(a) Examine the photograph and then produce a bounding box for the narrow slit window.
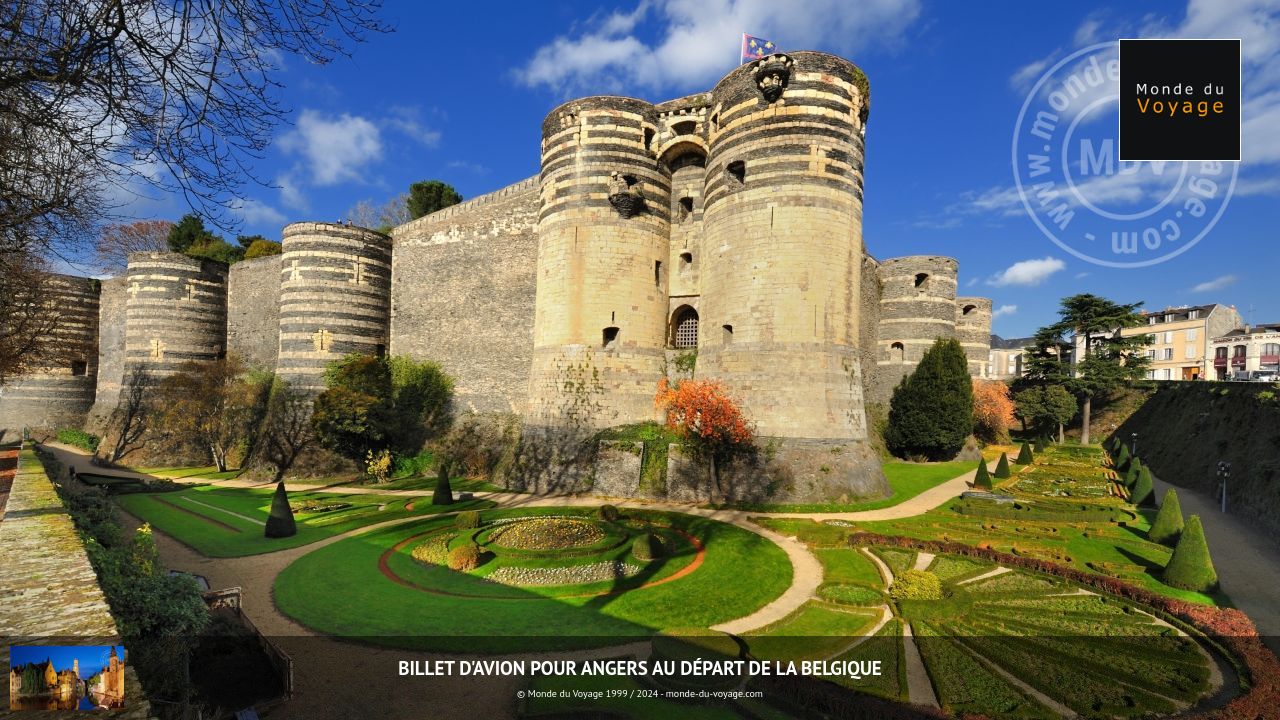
[654,260,663,287]
[71,360,87,376]
[643,127,655,149]
[914,273,929,288]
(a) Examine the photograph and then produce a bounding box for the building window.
[679,251,693,268]
[1189,310,1200,319]
[672,120,696,136]
[678,196,694,221]
[1186,328,1198,341]
[643,127,655,149]
[1162,348,1174,360]
[725,160,745,189]
[890,341,905,362]
[1263,343,1280,356]
[914,273,929,289]
[1165,314,1174,323]
[1185,345,1196,359]
[1148,316,1157,325]
[1164,331,1174,344]
[671,306,699,348]
[655,260,664,287]
[1146,349,1156,360]
[722,324,734,344]
[70,360,87,376]
[602,326,620,348]
[1215,347,1229,359]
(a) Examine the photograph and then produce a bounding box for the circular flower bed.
[487,561,642,586]
[487,517,606,550]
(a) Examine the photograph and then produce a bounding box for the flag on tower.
[741,34,777,64]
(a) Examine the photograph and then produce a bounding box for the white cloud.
[992,304,1018,318]
[516,0,922,94]
[446,160,490,175]
[1075,271,1090,279]
[384,105,442,148]
[275,173,308,212]
[1191,274,1238,293]
[987,257,1066,287]
[279,109,383,186]
[232,198,287,226]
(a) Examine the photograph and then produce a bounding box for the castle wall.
[525,96,672,429]
[87,278,128,430]
[390,178,540,414]
[277,223,392,394]
[956,296,993,378]
[870,255,958,404]
[0,275,100,433]
[227,254,282,372]
[124,253,228,379]
[697,52,871,441]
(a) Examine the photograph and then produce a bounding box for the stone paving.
[0,447,153,719]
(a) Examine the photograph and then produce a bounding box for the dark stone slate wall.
[87,277,128,431]
[124,252,228,379]
[227,254,282,371]
[390,179,540,414]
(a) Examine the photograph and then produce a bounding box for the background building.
[988,335,1036,380]
[1210,323,1280,379]
[1072,304,1243,381]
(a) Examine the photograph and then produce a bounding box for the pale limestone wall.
[525,96,671,429]
[227,254,282,372]
[956,296,993,378]
[697,52,871,442]
[390,179,539,414]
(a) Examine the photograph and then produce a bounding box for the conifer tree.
[264,481,297,538]
[1131,466,1154,506]
[1163,515,1217,592]
[1149,489,1184,546]
[994,452,1011,479]
[885,338,974,460]
[1016,441,1034,464]
[973,458,993,490]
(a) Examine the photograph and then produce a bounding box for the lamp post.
[1131,432,1138,457]
[1217,461,1231,513]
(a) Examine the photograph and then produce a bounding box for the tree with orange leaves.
[654,378,754,489]
[972,379,1015,443]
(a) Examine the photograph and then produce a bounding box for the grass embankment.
[755,444,1227,606]
[273,508,792,652]
[115,485,491,557]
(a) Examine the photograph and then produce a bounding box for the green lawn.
[712,461,973,513]
[743,601,881,661]
[115,485,492,557]
[273,507,792,652]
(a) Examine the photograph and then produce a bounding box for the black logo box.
[1119,38,1241,161]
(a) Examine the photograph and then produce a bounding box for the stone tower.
[871,255,959,403]
[0,274,99,433]
[697,52,872,441]
[123,253,228,379]
[956,297,993,378]
[525,97,672,429]
[277,222,393,394]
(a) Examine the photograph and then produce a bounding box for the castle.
[0,52,991,502]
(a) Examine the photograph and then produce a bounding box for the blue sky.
[10,645,122,679]
[100,0,1280,338]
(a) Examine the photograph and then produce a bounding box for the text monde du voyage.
[1134,82,1229,118]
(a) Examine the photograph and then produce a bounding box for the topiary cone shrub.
[598,504,620,522]
[1115,443,1131,471]
[447,543,483,572]
[1016,441,1034,465]
[973,459,993,490]
[1149,489,1185,546]
[993,452,1011,479]
[455,510,481,530]
[1131,466,1155,506]
[264,481,297,538]
[1125,458,1143,488]
[1034,434,1051,452]
[632,532,665,561]
[1163,515,1217,592]
[432,462,454,506]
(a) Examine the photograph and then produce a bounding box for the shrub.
[885,338,974,460]
[392,449,435,478]
[1015,441,1033,465]
[632,532,665,561]
[447,543,482,572]
[973,459,993,490]
[243,239,282,259]
[1131,466,1154,506]
[598,504,620,521]
[1163,515,1217,592]
[432,462,454,505]
[1124,459,1143,488]
[889,569,942,600]
[972,379,1015,443]
[993,452,1011,479]
[264,481,297,538]
[455,510,481,529]
[56,428,100,453]
[1149,489,1184,546]
[411,534,452,565]
[1033,434,1051,452]
[1114,443,1131,471]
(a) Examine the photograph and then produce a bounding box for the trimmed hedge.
[264,481,297,538]
[1149,489,1184,546]
[632,532,664,561]
[598,504,620,522]
[1163,515,1217,592]
[993,452,1011,479]
[845,531,1278,720]
[1132,466,1155,507]
[455,510,481,529]
[56,428,100,453]
[1015,441,1034,465]
[973,459,993,490]
[447,543,482,571]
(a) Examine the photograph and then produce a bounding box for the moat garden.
[34,437,1275,720]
